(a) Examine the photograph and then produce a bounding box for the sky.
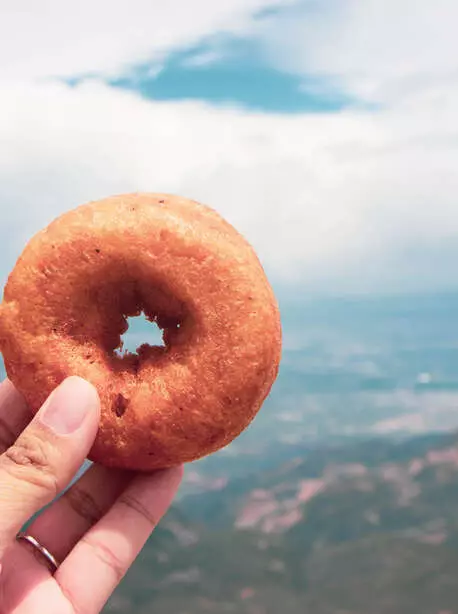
[1,0,458,296]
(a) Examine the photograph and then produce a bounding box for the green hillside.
[104,433,458,613]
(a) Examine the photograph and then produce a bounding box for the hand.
[0,376,183,614]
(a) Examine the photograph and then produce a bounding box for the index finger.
[0,378,32,453]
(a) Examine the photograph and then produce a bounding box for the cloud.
[0,0,288,81]
[180,49,226,68]
[2,77,458,294]
[1,1,458,295]
[255,0,458,105]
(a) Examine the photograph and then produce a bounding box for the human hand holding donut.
[0,193,280,609]
[0,376,182,614]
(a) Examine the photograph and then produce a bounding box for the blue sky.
[0,0,458,296]
[107,40,350,114]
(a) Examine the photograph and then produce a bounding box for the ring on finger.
[16,531,60,573]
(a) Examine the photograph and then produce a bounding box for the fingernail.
[39,377,100,435]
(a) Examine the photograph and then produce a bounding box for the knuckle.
[63,484,104,527]
[0,417,16,454]
[1,435,59,497]
[81,536,125,582]
[118,493,158,528]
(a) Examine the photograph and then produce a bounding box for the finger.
[23,463,133,565]
[0,379,32,453]
[56,465,183,614]
[0,376,100,552]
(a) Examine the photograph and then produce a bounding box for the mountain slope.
[105,432,458,614]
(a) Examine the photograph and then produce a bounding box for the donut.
[0,194,281,470]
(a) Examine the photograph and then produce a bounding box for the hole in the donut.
[114,393,128,417]
[115,311,165,356]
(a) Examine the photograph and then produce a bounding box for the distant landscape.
[2,292,458,612]
[107,292,458,613]
[106,431,458,614]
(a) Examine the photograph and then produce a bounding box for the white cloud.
[2,77,458,293]
[256,0,458,105]
[0,0,285,81]
[0,80,366,280]
[180,49,226,68]
[1,1,458,295]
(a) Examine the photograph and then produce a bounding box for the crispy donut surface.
[0,194,281,470]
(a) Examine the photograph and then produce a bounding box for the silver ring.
[16,532,60,573]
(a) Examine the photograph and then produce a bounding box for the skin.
[0,376,183,614]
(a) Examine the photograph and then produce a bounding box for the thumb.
[0,376,100,552]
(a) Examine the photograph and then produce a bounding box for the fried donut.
[0,194,281,470]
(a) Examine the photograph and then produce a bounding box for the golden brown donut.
[0,193,281,470]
